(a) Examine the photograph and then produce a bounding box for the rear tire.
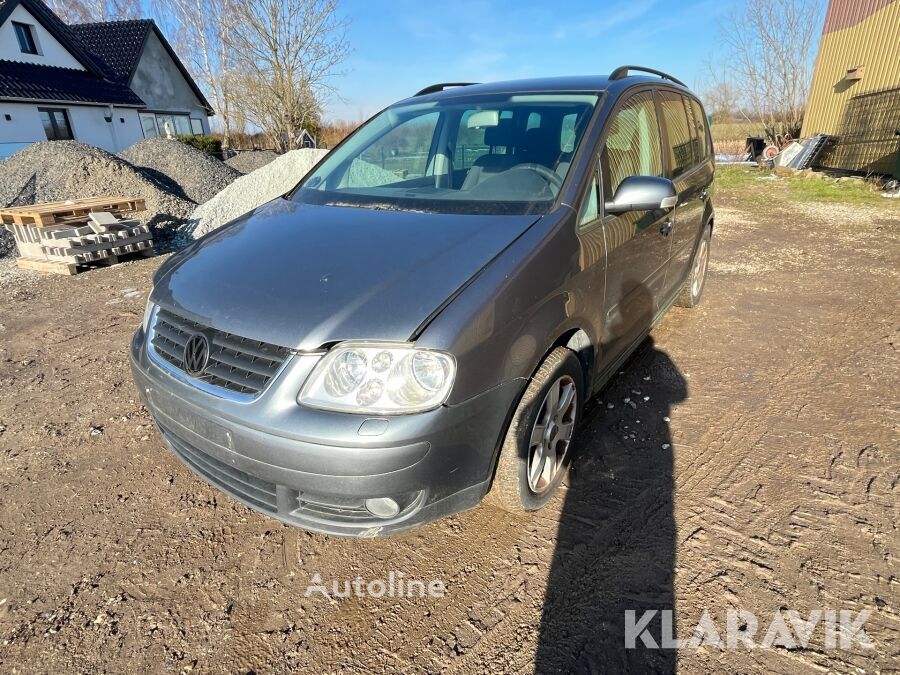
[676,224,712,308]
[487,347,584,513]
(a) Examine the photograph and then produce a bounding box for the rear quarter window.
[690,98,710,160]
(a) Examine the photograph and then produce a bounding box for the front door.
[597,90,672,364]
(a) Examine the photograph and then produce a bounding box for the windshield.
[295,93,599,215]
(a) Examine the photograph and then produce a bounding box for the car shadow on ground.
[534,329,687,673]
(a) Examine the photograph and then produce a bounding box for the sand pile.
[190,148,328,237]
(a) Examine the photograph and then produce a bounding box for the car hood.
[152,199,542,350]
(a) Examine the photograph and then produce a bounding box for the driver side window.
[601,92,663,201]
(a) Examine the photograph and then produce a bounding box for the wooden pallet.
[15,256,78,275]
[0,197,146,227]
[15,247,156,276]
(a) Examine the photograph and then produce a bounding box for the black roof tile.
[0,59,145,106]
[68,20,152,83]
[68,18,213,113]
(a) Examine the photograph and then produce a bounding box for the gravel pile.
[190,148,328,237]
[225,150,279,174]
[121,138,241,205]
[0,141,196,255]
[0,230,15,259]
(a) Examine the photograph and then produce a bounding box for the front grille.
[151,308,292,396]
[161,425,278,513]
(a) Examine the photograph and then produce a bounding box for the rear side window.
[659,91,695,178]
[601,91,663,200]
[690,98,709,160]
[456,110,490,170]
[455,109,515,169]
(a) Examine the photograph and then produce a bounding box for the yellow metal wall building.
[802,0,900,175]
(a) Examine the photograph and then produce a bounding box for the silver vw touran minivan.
[131,66,715,536]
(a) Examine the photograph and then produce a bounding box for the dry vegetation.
[710,122,766,157]
[318,120,360,148]
[710,122,766,142]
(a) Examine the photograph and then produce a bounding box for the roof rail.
[414,82,478,96]
[608,65,686,87]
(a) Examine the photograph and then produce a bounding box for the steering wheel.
[506,163,564,191]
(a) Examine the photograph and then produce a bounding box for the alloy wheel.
[692,238,710,299]
[527,375,577,494]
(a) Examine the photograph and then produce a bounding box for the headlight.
[298,342,456,414]
[141,299,156,333]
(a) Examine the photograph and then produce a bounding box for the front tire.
[676,224,712,308]
[488,347,584,512]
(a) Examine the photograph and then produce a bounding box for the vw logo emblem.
[183,333,210,376]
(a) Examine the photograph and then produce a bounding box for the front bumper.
[130,328,522,536]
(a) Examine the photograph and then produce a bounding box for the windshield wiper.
[325,200,427,213]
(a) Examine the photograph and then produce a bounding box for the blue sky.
[327,0,744,120]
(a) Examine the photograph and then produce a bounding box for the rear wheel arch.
[704,199,715,232]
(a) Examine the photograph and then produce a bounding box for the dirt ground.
[0,172,897,673]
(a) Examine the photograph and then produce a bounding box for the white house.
[0,0,214,159]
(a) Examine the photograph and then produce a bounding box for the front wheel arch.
[485,325,594,491]
[486,346,585,512]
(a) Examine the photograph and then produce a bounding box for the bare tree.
[156,0,240,146]
[717,0,822,142]
[229,0,350,152]
[701,61,745,123]
[47,0,142,22]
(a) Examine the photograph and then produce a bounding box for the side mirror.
[605,175,677,215]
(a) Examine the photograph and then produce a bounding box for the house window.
[13,22,38,55]
[140,113,159,139]
[140,113,197,139]
[159,114,191,136]
[38,108,73,141]
[190,118,204,135]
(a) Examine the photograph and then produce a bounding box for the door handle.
[660,219,673,237]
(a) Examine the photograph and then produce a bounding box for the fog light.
[365,497,400,519]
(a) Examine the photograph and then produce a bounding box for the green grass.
[714,165,758,190]
[715,165,895,207]
[784,174,885,205]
